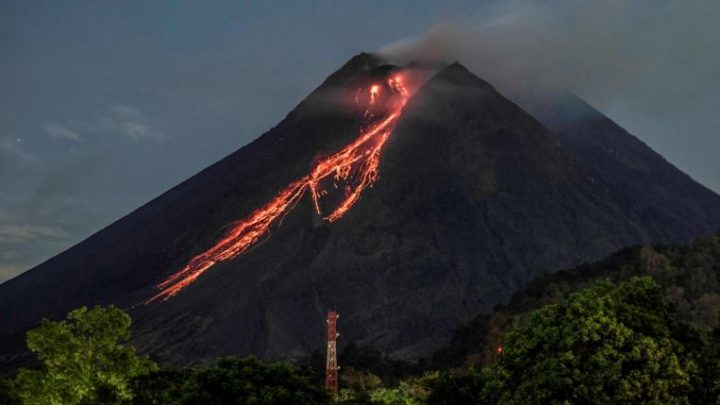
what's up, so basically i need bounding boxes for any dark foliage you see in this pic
[429,277,709,404]
[431,232,720,369]
[301,342,419,388]
[695,324,720,404]
[0,378,20,405]
[340,343,419,385]
[129,368,194,405]
[426,370,486,405]
[130,357,329,405]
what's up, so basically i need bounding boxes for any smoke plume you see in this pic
[377,0,719,191]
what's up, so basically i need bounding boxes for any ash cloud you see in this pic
[377,1,719,192]
[378,1,718,103]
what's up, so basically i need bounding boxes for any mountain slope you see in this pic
[1,55,719,371]
[527,93,719,239]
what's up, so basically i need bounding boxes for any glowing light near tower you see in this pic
[146,72,412,303]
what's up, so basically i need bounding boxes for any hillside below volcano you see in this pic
[1,54,719,370]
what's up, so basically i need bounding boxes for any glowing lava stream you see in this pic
[147,75,410,303]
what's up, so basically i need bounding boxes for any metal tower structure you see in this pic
[325,310,339,398]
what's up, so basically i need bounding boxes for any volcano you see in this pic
[1,54,719,369]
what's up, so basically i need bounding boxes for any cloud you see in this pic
[0,224,67,243]
[105,105,166,140]
[378,1,719,103]
[119,120,164,141]
[45,105,166,142]
[0,136,38,162]
[377,0,720,192]
[43,121,81,141]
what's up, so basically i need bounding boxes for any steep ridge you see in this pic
[526,93,720,240]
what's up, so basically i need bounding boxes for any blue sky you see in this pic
[1,1,718,282]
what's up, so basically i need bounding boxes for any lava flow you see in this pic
[147,73,411,303]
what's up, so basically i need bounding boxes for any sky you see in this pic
[1,1,718,283]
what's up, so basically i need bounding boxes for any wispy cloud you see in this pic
[106,105,165,140]
[0,136,38,162]
[0,224,67,243]
[45,105,166,142]
[377,0,720,192]
[43,121,81,141]
[379,1,719,104]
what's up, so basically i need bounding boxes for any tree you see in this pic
[430,277,698,404]
[14,305,157,405]
[482,277,695,404]
[178,357,329,405]
[128,368,194,405]
[428,368,496,405]
[695,320,720,404]
[368,374,433,405]
[338,367,383,404]
[340,343,417,385]
[0,378,21,405]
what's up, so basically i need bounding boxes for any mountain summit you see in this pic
[1,54,719,369]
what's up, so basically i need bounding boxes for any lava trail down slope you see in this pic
[1,54,719,370]
[148,75,412,302]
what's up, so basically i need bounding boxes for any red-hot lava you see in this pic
[147,73,412,303]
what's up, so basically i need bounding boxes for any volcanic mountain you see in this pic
[1,54,719,369]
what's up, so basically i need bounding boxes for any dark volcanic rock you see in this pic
[1,56,719,370]
[525,92,720,240]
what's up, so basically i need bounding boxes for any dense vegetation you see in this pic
[427,276,718,404]
[431,231,720,370]
[1,232,718,404]
[0,307,327,405]
[130,357,328,404]
[11,306,157,404]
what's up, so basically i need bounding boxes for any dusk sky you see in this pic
[1,0,718,282]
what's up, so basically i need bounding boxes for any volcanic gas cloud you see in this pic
[147,71,412,303]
